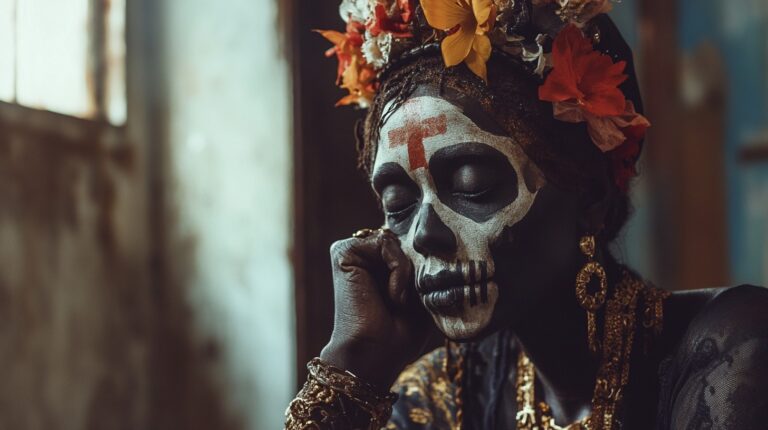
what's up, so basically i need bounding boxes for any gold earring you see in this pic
[575,235,608,354]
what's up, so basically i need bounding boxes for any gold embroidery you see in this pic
[389,347,459,430]
[408,408,433,424]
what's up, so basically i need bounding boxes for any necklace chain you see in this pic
[514,270,669,430]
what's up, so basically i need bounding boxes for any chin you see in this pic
[426,281,499,341]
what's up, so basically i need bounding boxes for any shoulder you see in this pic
[682,285,768,344]
[658,286,768,429]
[388,347,459,430]
[670,285,768,372]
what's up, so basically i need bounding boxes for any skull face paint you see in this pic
[372,95,546,340]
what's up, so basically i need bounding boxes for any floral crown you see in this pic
[318,0,650,191]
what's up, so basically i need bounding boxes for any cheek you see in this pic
[490,185,584,304]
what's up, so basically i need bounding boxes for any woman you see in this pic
[286,1,768,428]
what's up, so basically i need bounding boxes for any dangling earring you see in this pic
[575,235,608,354]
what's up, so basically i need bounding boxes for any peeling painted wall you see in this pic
[0,0,295,428]
[0,112,151,429]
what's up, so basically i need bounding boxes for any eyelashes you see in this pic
[385,202,417,223]
[451,187,493,200]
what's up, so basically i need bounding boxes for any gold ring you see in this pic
[352,228,378,239]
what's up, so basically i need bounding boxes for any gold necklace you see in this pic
[515,351,590,430]
[514,270,669,430]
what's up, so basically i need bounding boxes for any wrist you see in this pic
[320,338,403,391]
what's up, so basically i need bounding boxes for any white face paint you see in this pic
[373,95,546,339]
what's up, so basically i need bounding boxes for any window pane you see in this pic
[0,0,15,102]
[105,0,126,125]
[16,0,94,117]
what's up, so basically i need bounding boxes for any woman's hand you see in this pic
[320,229,432,391]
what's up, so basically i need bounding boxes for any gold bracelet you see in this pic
[285,358,398,429]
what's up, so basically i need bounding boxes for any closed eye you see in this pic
[385,202,417,221]
[449,162,501,199]
[381,184,419,222]
[452,187,493,200]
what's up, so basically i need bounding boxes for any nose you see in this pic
[413,204,457,258]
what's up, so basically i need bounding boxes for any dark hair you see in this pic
[357,47,632,242]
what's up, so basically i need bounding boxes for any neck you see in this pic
[511,259,623,424]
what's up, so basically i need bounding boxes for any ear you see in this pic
[522,158,547,194]
[578,182,617,238]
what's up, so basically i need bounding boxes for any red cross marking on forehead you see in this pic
[387,101,448,171]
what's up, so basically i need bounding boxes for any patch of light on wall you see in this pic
[16,0,93,117]
[0,0,126,125]
[0,0,15,101]
[105,0,126,125]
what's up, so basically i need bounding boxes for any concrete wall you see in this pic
[160,0,295,428]
[0,0,295,429]
[0,103,151,430]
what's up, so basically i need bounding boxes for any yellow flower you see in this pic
[421,0,497,82]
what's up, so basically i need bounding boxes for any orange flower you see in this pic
[336,55,378,107]
[540,24,650,151]
[317,21,377,107]
[317,21,365,84]
[421,0,497,82]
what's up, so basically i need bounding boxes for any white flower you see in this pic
[339,0,376,24]
[521,34,551,77]
[362,31,393,69]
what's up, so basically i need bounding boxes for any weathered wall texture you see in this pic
[0,1,294,429]
[0,112,151,429]
[160,0,295,428]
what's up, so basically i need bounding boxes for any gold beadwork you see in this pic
[516,351,591,430]
[445,340,465,430]
[515,270,670,430]
[285,358,397,430]
[575,235,608,354]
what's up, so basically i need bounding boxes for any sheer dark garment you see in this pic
[387,285,768,429]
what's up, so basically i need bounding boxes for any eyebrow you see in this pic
[372,162,413,194]
[429,141,507,161]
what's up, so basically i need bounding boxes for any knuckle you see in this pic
[329,239,350,256]
[330,239,355,267]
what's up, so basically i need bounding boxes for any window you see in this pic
[0,0,126,125]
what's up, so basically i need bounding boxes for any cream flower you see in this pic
[362,31,393,68]
[339,0,376,24]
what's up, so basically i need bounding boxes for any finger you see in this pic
[331,231,386,274]
[380,234,413,308]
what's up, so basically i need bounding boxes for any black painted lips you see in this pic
[417,260,492,313]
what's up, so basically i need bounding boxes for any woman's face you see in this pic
[371,85,585,340]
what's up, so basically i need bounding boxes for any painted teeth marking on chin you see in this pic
[456,260,463,285]
[468,273,478,307]
[469,260,476,285]
[479,261,489,304]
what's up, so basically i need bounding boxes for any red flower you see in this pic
[540,24,627,117]
[609,124,648,192]
[399,0,416,23]
[369,1,415,38]
[539,24,650,152]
